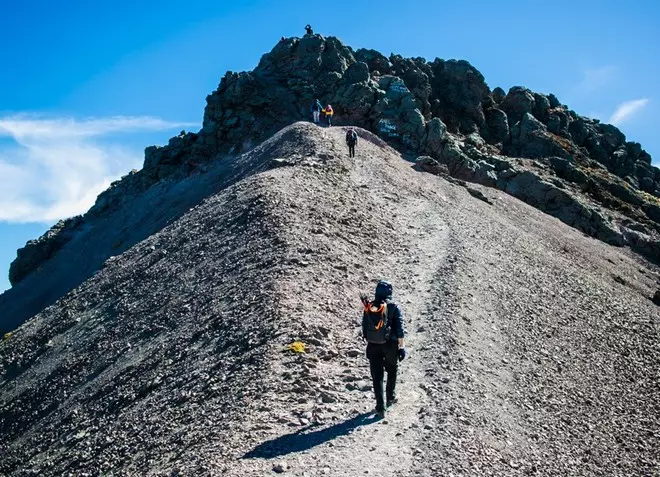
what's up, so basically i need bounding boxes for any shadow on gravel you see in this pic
[243,412,379,459]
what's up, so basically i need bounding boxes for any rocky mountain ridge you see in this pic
[3,33,660,331]
[1,123,657,476]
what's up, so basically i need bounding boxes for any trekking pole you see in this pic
[359,292,370,310]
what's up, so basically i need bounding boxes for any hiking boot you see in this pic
[375,406,386,418]
[386,398,398,408]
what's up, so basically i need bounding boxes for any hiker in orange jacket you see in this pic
[323,104,334,127]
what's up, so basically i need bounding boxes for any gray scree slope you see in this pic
[0,124,657,476]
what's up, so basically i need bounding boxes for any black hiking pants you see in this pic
[348,143,356,157]
[366,341,399,411]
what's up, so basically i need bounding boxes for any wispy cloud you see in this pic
[575,65,617,95]
[609,99,649,125]
[0,114,196,223]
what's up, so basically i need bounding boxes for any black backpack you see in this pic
[362,300,391,344]
[346,129,357,145]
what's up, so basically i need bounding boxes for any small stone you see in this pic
[320,391,337,403]
[273,461,289,473]
[653,290,660,306]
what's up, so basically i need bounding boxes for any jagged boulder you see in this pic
[371,76,426,149]
[390,55,432,116]
[343,61,370,84]
[428,59,491,134]
[492,87,506,104]
[484,107,509,144]
[547,109,570,137]
[532,92,551,123]
[508,113,572,159]
[423,117,448,156]
[354,48,392,75]
[9,217,83,286]
[415,155,449,175]
[500,86,535,125]
[428,137,498,187]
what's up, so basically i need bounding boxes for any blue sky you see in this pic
[1,0,659,292]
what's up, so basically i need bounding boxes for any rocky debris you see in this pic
[653,290,660,305]
[466,187,493,205]
[8,216,83,285]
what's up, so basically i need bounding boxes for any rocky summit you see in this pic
[0,34,659,476]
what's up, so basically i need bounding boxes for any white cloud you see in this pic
[609,99,650,125]
[0,114,196,223]
[575,65,617,95]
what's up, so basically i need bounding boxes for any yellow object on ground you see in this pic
[287,341,306,353]
[3,332,12,341]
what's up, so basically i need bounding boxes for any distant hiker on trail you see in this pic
[305,24,313,36]
[361,280,406,418]
[311,99,323,124]
[346,127,358,157]
[323,104,334,127]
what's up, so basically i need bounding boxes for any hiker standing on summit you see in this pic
[346,127,358,157]
[323,104,334,127]
[305,24,313,36]
[362,280,406,417]
[311,99,323,124]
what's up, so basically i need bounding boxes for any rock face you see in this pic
[3,33,660,332]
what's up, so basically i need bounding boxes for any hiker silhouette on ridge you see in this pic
[311,99,323,124]
[361,280,406,418]
[323,104,334,127]
[346,127,358,157]
[305,24,313,36]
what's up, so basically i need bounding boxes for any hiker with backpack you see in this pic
[361,280,406,418]
[305,24,313,36]
[323,104,334,127]
[346,128,358,157]
[311,99,323,124]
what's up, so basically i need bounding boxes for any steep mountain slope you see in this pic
[3,33,660,331]
[1,124,657,476]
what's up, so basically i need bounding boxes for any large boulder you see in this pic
[423,117,448,156]
[343,61,370,84]
[508,113,573,159]
[371,76,426,149]
[484,108,509,144]
[492,87,506,104]
[415,155,449,176]
[390,55,433,116]
[354,48,392,75]
[547,109,570,137]
[500,86,535,126]
[532,93,551,123]
[428,59,491,134]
